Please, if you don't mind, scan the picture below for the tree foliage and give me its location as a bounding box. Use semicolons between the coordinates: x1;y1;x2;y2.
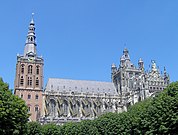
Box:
138;82;178;134
42;123;60;135
78;120;99;135
26;122;43;135
0;77;29;135
60;122;80;135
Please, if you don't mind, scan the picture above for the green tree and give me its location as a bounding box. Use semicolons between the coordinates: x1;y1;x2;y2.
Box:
59;122;80;135
0;77;9;91
26;122;43;135
139;82;178;134
0;77;29;135
94;112;134;135
94;112;119;135
59;120;99;135
78;120;99;135
42;123;60;135
127;98;152;134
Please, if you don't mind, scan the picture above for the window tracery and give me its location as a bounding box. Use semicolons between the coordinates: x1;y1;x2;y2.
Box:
20;76;24;86
28;65;33;74
36;77;39;87
27;77;32;86
36;66;40;75
49;99;56;117
21;64;24;74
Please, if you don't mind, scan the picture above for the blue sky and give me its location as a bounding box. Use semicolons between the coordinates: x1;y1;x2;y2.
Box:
0;1;178;90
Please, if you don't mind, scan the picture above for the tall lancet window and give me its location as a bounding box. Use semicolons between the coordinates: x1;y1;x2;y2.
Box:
63;100;68;116
20;76;24;86
28;65;33;74
30;37;33;42
36;77;39;87
50;99;56;117
21;65;24;74
36;66;40;75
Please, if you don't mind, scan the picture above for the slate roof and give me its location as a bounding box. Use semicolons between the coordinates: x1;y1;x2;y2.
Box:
45;78;117;95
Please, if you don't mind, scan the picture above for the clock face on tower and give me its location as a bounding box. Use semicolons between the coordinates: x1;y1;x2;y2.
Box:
28;57;34;62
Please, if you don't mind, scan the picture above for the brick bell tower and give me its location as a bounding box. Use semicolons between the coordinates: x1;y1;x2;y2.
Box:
14;14;44;121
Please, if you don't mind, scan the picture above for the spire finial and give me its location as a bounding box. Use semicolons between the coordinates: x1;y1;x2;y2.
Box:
24;13;36;57
151;60;157;72
123;43;128;53
30;13;35;24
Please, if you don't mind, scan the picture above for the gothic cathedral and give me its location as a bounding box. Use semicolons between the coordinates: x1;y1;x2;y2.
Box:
14;16;170;124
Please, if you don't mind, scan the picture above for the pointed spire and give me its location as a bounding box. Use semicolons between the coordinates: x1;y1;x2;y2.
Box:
24;13;37;57
111;63;116;68
138;58;144;70
164;67;170;85
123;48;130;60
151;60;157;72
111;63;117;74
164;67;167;77
138;58;143;63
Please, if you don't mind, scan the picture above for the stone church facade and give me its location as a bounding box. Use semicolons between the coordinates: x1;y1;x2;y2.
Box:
14;16;170;123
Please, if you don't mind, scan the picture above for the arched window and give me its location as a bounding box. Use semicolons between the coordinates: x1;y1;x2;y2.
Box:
36;66;40;75
28;106;31;112
28;104;31;112
35;94;39;100
21;64;24;74
20;76;24;86
28;94;31;99
50;99;56;117
63;100;68;116
27;77;32;86
35;106;39;112
28;65;33;74
36;77;39;87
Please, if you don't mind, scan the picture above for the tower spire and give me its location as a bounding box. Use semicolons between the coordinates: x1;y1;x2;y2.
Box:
24;13;37;57
15;14;44;121
123;48;130;60
138;58;144;71
31;13;34;24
